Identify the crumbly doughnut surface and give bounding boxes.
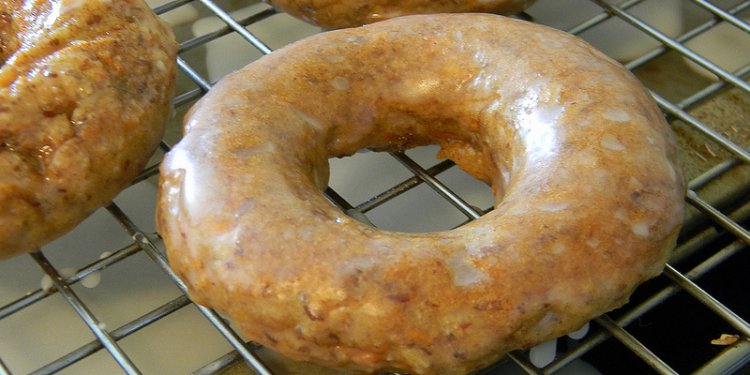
[266,0,536,28]
[158,14,685,374]
[0,0,177,258]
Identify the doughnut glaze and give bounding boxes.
[158,14,685,374]
[0,0,177,258]
[265,0,536,28]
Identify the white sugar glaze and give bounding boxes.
[157,14,685,375]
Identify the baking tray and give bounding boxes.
[1,0,749,374]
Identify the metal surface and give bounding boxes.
[1,0,749,374]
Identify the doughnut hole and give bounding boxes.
[329,146,497,233]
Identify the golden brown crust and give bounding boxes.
[0,0,177,258]
[158,14,685,374]
[266,0,537,28]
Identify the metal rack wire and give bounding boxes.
[1,0,749,374]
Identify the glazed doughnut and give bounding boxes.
[157,14,685,374]
[266,0,537,28]
[0,0,177,258]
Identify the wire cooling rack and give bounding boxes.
[1,0,749,374]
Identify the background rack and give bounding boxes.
[1,0,750,374]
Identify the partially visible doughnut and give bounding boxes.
[265,0,537,28]
[0,0,177,258]
[157,14,685,374]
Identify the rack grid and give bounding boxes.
[1,0,749,374]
